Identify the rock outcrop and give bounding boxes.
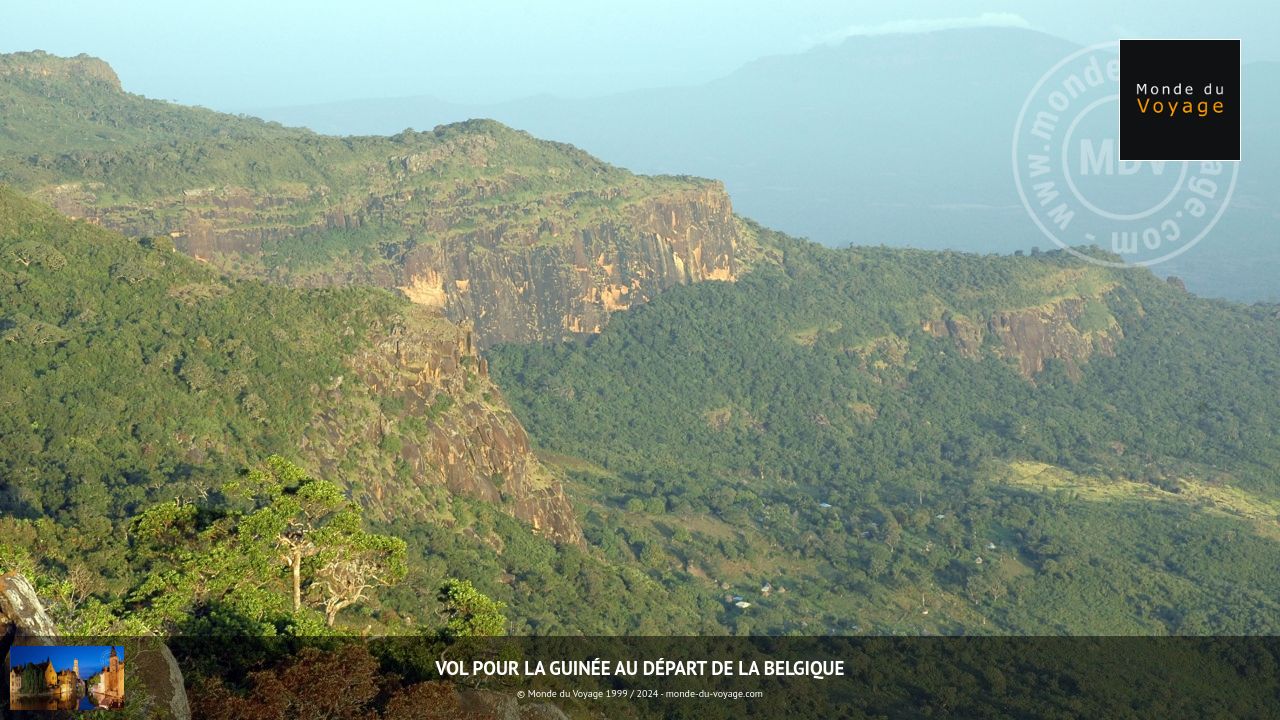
[301,306,582,544]
[400,183,740,345]
[924,295,1122,379]
[127,643,194,720]
[0,573,56,643]
[7,55,750,349]
[42,177,743,348]
[0,50,121,89]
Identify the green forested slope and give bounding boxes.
[491,227,1280,634]
[0,186,723,635]
[5,47,1280,637]
[0,185,396,520]
[0,51,632,199]
[0,51,745,348]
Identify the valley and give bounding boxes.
[1,50,1278,644]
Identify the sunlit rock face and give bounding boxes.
[50,177,744,349]
[305,306,583,544]
[5,55,751,349]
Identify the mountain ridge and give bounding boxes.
[492,226,1280,634]
[249,27,1279,303]
[3,40,1280,639]
[0,52,749,347]
[0,50,121,89]
[0,183,579,543]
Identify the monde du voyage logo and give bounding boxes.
[1012,40,1241,267]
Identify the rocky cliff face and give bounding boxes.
[0,51,121,89]
[301,305,582,544]
[42,177,742,348]
[399,183,740,345]
[9,58,749,349]
[924,295,1122,379]
[0,573,56,641]
[0,183,578,557]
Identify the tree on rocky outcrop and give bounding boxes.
[235,455,407,625]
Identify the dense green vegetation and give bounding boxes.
[4,48,1280,642]
[0,185,394,523]
[0,50,707,288]
[4,41,1280,720]
[5,181,1279,638]
[0,186,722,635]
[491,226,1280,634]
[0,51,620,197]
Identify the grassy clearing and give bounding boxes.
[1003,461,1280,540]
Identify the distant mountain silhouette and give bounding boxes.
[259,28,1277,302]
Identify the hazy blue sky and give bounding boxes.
[1,1,1274,109]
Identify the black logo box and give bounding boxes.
[1120,39,1241,161]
